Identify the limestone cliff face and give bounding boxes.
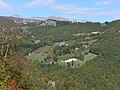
[40,20,57,26]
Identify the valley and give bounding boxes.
[0,16,120,90]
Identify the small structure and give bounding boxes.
[34,40,40,44]
[82,45,88,48]
[91,31,100,34]
[48,80,56,87]
[28,53,31,56]
[72,33,86,37]
[55,42,66,46]
[75,47,79,50]
[62,58,78,63]
[65,44,68,46]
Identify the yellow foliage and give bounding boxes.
[7,79,17,90]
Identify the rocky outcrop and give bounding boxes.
[40,20,57,26]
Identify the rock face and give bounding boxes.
[6,16,42,24]
[72,20,92,23]
[31,16,70,21]
[40,20,57,26]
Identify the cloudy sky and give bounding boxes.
[0,0,120,22]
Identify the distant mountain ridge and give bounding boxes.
[0,15,92,26]
[5,15,92,23]
[30,16,70,21]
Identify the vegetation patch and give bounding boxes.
[26,52,47,61]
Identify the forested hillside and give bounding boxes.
[0,17,120,90]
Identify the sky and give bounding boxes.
[0,0,120,22]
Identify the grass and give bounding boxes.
[58,54,75,60]
[36,46,53,54]
[58,52,97,67]
[84,53,97,62]
[26,52,47,61]
[27,46,97,68]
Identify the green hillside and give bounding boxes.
[0,17,120,90]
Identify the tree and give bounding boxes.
[53,55,58,62]
[67,62,70,67]
[71,60,74,66]
[0,28,27,89]
[79,54,84,61]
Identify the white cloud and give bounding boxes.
[0,0,14,12]
[24,0,55,8]
[23,0,96,14]
[67,10,120,17]
[51,4,96,13]
[96,1,110,5]
[23,0,120,17]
